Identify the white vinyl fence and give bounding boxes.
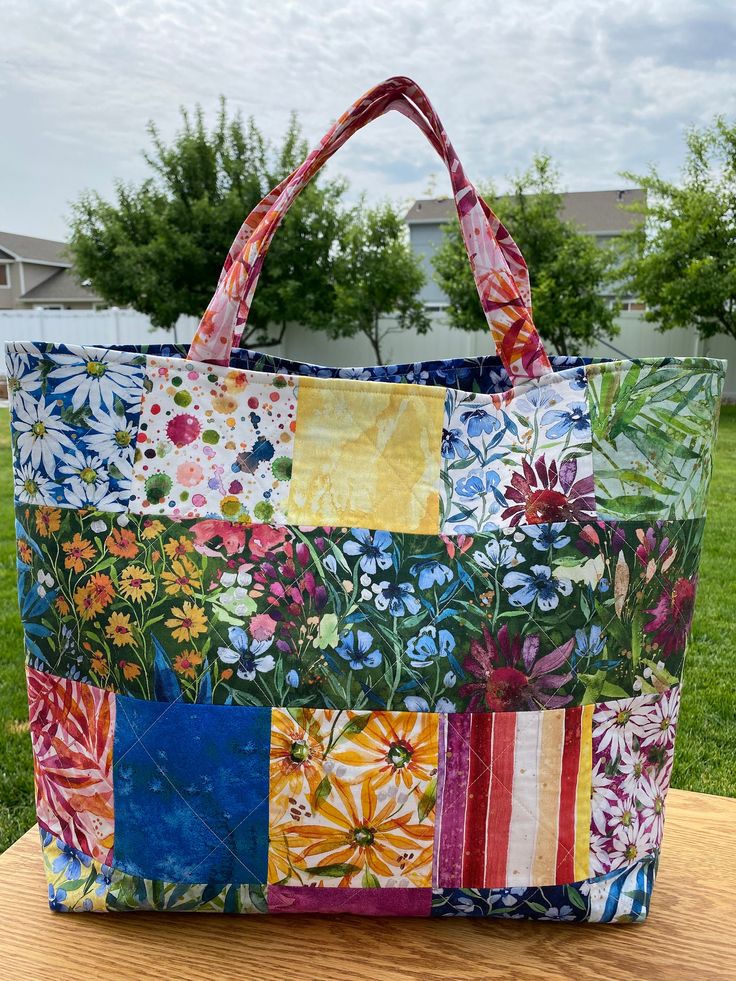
[1,307,734,397]
[0,308,199,349]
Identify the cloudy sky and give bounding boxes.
[2,0,736,241]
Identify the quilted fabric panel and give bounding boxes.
[590,687,680,876]
[38,827,268,913]
[434,706,593,888]
[268,885,431,916]
[107,878,268,912]
[36,820,657,921]
[7,345,726,535]
[287,376,445,535]
[440,365,595,535]
[431,852,657,922]
[16,503,704,711]
[130,355,298,523]
[588,358,725,521]
[27,666,115,865]
[32,690,667,920]
[268,709,438,887]
[112,696,271,883]
[6,343,145,512]
[40,828,111,913]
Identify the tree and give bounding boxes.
[328,201,430,364]
[432,156,619,356]
[619,117,736,341]
[69,102,347,345]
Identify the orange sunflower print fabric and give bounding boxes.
[268,709,438,888]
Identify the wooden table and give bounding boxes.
[0,788,734,981]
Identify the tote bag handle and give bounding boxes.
[202,90,528,307]
[204,91,449,292]
[188,76,553,383]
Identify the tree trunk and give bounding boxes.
[241,321,288,349]
[364,314,384,365]
[552,332,568,356]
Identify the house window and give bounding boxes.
[0,264,9,288]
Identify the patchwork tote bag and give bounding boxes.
[8,76,725,923]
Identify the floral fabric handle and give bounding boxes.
[188,76,553,384]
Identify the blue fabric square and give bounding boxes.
[113,696,270,884]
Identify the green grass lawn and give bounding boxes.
[669,404,736,795]
[0,408,33,852]
[0,407,734,853]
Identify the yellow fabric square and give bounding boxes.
[288,377,444,534]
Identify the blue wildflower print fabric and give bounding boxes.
[431,852,657,922]
[440,366,595,535]
[15,504,704,712]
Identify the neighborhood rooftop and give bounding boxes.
[0,231,100,310]
[19,268,95,302]
[405,188,646,234]
[0,231,71,266]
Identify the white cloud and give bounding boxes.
[2,0,735,239]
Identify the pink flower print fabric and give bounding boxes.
[130,357,298,524]
[589,687,680,877]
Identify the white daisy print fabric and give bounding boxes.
[6,343,145,512]
[589,688,681,875]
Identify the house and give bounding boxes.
[0,232,102,310]
[404,189,646,309]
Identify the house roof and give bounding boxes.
[20,267,101,303]
[405,189,646,234]
[0,231,71,266]
[559,189,646,232]
[404,198,459,224]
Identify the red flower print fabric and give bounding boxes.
[440,367,594,534]
[26,666,115,864]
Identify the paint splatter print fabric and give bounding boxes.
[6,76,726,922]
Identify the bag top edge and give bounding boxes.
[4,339,727,405]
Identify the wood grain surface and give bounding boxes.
[0,788,734,981]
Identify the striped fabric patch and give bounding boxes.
[434,706,593,888]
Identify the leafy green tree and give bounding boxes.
[619,117,736,341]
[69,102,346,345]
[328,201,430,364]
[432,156,619,355]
